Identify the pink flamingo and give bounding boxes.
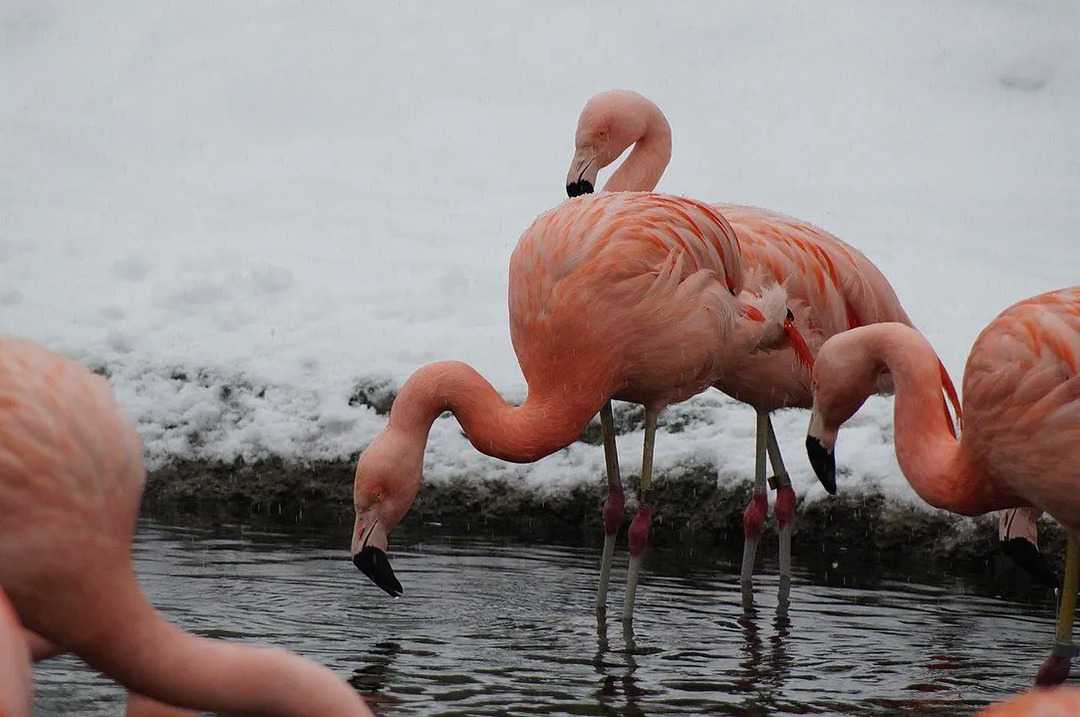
[804,287,1080,686]
[0,337,375,716]
[976,686,1080,716]
[565,88,961,611]
[351,191,815,624]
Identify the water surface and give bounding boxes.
[33,519,1057,716]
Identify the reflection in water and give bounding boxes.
[32,518,1058,716]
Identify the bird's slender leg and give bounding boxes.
[624,408,658,626]
[1036,535,1079,686]
[766,416,795,615]
[740,410,771,612]
[597,400,625,615]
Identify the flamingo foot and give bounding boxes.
[624,505,653,625]
[741,492,769,612]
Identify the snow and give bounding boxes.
[2,1,1078,505]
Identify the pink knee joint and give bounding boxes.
[628,506,654,557]
[775,485,796,530]
[602,488,625,537]
[743,493,768,539]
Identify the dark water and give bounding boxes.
[32,519,1058,716]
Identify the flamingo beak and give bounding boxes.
[1000,537,1061,590]
[351,518,402,597]
[566,147,597,197]
[806,408,837,494]
[805,435,836,495]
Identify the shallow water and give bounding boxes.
[33,519,1058,716]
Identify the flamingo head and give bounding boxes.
[805,330,884,495]
[350,429,423,597]
[566,90,656,197]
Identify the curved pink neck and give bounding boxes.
[49,568,373,716]
[388,361,604,463]
[871,326,1016,515]
[602,104,672,193]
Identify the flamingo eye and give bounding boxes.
[373,490,384,503]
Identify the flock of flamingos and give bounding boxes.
[1,89,1078,716]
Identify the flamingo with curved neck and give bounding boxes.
[806,287,1080,686]
[351,191,815,624]
[0,337,374,717]
[564,88,960,613]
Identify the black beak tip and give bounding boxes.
[805,436,837,495]
[566,179,594,198]
[353,546,403,597]
[1001,537,1062,590]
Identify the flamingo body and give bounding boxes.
[351,192,811,599]
[806,287,1080,686]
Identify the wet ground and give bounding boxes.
[31,514,1060,716]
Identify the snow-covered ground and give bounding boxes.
[2,1,1078,503]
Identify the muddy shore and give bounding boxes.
[143,456,1067,591]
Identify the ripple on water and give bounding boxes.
[33,519,1057,716]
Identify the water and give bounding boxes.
[32,518,1057,716]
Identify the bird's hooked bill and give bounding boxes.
[783,313,815,372]
[353,546,403,597]
[805,435,837,495]
[566,179,594,198]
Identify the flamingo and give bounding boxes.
[804,287,1080,686]
[564,88,961,611]
[0,337,375,717]
[976,687,1080,716]
[351,190,815,624]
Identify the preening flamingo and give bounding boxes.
[351,191,815,624]
[976,687,1080,716]
[805,287,1080,686]
[0,337,375,717]
[565,88,960,612]
[0,588,30,717]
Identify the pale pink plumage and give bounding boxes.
[806,287,1080,686]
[0,337,374,717]
[976,687,1080,717]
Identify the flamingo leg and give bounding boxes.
[597,400,625,615]
[740,410,771,612]
[766,416,794,615]
[624,408,657,626]
[1037,536,1079,686]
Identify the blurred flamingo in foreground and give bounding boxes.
[0,337,374,716]
[976,686,1080,716]
[351,191,815,624]
[565,89,960,612]
[21,630,199,716]
[805,287,1080,685]
[0,588,30,717]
